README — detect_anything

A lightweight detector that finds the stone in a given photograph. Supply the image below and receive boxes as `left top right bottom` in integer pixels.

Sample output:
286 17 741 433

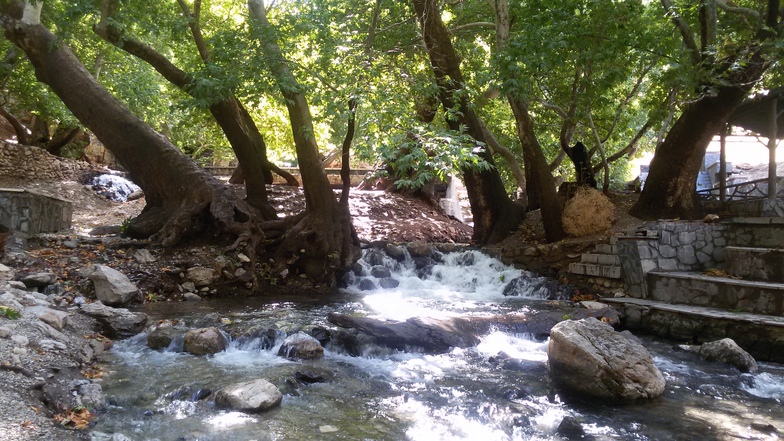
358 279 377 291
25 306 69 330
214 379 282 413
187 267 217 287
183 327 228 355
147 326 188 350
183 292 202 301
384 243 406 261
379 277 399 289
0 326 11 338
277 332 324 360
21 272 56 288
407 241 433 258
80 301 149 338
548 318 665 402
11 334 28 346
181 282 196 292
370 265 391 279
133 249 157 263
86 264 140 306
38 339 67 351
699 338 758 373
0 263 13 281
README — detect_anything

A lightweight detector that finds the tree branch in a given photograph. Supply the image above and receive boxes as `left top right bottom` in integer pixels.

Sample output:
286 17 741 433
176 0 211 62
700 0 717 52
715 0 760 21
661 0 702 66
450 21 495 33
0 106 29 145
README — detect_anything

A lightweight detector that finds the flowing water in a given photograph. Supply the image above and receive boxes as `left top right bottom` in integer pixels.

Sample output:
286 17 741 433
92 249 784 440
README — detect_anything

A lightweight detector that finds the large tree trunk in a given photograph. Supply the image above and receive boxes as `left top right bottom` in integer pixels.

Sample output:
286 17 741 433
94 1 276 218
489 0 566 242
1 7 259 246
248 0 358 285
630 52 769 219
413 0 524 245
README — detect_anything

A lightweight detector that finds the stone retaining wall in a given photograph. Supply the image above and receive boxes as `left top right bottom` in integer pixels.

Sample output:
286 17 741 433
616 221 727 297
0 188 72 235
0 142 103 182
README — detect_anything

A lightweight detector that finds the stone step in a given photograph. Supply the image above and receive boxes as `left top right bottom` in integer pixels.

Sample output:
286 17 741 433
726 217 784 249
568 262 622 279
647 271 784 315
600 297 784 363
593 243 618 254
725 246 784 283
580 253 620 265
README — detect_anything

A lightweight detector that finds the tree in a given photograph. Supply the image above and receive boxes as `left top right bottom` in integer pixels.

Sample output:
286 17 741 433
248 0 358 284
0 0 261 248
93 0 284 217
631 0 783 219
412 0 525 245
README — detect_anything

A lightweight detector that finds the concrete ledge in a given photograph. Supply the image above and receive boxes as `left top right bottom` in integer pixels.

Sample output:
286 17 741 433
568 263 622 279
647 271 784 315
725 246 784 282
602 297 784 362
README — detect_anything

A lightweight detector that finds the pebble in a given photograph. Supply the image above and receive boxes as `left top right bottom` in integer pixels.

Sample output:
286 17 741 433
12 347 27 356
11 334 28 346
0 327 11 338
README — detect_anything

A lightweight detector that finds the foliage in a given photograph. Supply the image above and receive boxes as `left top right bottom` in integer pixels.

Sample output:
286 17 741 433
0 305 20 320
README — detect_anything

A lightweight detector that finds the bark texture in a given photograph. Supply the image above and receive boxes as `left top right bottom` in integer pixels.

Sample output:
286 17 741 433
413 0 524 244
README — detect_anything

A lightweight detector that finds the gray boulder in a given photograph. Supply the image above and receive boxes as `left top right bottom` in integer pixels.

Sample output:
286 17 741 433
24 306 69 331
214 379 282 413
80 301 148 338
384 243 406 261
21 272 56 288
183 327 228 355
407 241 433 258
86 264 139 306
277 332 324 360
548 318 665 402
187 267 217 287
147 326 188 350
699 338 758 373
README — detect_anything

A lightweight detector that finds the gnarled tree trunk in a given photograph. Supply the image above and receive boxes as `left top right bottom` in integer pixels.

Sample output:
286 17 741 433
413 0 525 245
248 0 358 285
1 5 260 246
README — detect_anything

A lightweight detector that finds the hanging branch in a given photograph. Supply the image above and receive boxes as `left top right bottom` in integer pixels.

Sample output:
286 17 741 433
661 0 702 66
587 109 611 193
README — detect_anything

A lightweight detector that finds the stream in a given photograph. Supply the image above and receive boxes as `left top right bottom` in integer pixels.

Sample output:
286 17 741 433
92 249 784 440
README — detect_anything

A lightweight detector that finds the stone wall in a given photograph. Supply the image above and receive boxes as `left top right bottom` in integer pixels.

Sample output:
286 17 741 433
725 217 784 248
0 142 103 182
616 221 727 297
0 188 72 235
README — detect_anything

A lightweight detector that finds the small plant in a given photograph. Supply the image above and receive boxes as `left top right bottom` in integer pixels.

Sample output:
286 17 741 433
0 306 20 319
119 217 134 234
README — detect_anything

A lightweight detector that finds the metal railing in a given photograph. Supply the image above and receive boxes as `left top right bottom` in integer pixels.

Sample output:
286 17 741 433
697 177 784 201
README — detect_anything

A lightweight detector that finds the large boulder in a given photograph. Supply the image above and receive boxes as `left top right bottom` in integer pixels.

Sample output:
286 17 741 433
214 379 282 413
85 265 139 306
277 332 324 360
548 318 665 402
699 338 758 373
80 301 148 338
183 327 228 355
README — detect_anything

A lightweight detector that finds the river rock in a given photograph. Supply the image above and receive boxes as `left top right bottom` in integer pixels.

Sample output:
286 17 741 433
214 379 282 413
0 263 13 281
385 243 406 261
370 266 391 279
548 317 665 402
379 278 399 289
80 301 149 338
133 249 157 263
183 327 228 355
25 306 69 331
183 292 202 301
86 264 139 306
187 267 217 287
699 338 758 373
21 272 57 288
147 326 188 350
277 332 324 360
407 241 433 258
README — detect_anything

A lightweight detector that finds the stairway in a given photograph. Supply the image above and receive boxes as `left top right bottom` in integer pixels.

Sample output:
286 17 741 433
603 217 784 362
567 239 623 289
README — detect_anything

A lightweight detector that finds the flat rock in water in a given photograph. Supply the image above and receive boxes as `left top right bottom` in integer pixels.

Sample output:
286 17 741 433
214 379 282 413
699 338 758 373
80 301 148 338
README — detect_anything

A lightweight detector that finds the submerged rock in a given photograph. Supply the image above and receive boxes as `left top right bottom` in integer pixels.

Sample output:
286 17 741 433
214 379 282 413
147 326 188 350
548 318 665 403
699 338 758 373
